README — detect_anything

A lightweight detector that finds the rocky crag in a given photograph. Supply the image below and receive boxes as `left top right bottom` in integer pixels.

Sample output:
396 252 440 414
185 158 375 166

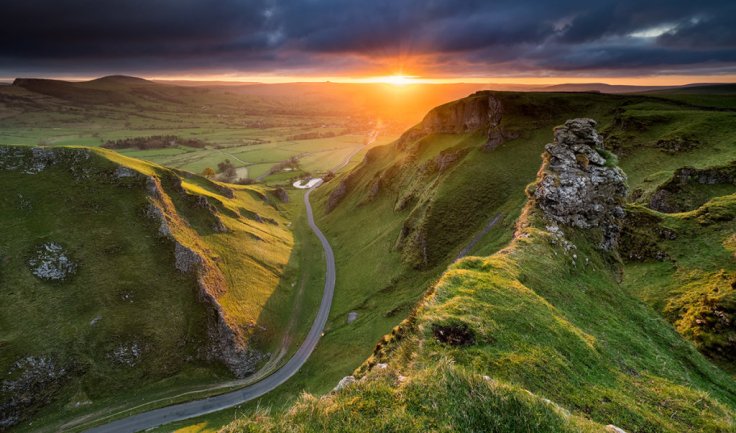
144 175 265 376
533 118 628 250
649 161 736 213
397 91 506 151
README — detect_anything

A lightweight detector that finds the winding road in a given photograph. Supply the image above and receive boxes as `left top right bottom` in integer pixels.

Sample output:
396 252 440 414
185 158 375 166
83 187 335 433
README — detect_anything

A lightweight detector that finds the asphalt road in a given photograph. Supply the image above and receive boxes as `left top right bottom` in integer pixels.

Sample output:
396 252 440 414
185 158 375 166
83 186 335 433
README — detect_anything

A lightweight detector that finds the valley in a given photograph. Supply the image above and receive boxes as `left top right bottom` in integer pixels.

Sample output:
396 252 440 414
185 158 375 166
1 78 736 433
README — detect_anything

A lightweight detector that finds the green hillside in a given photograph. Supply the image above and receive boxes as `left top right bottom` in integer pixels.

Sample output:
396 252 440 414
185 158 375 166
0 145 305 431
288 90 736 402
222 203 736 432
182 90 736 433
216 108 736 433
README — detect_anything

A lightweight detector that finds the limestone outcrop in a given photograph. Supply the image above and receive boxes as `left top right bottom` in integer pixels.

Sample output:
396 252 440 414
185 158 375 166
397 92 505 150
0 356 67 429
144 175 264 377
27 242 77 282
649 162 736 213
534 118 628 250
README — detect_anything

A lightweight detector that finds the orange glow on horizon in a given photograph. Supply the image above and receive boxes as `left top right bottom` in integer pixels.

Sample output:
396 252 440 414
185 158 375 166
4 73 736 87
131 73 736 86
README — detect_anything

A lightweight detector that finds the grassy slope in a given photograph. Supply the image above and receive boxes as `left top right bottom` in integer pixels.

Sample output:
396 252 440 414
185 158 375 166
607 91 736 371
621 196 736 372
220 162 736 433
0 146 307 432
294 92 630 398
5 89 731 431
182 90 736 432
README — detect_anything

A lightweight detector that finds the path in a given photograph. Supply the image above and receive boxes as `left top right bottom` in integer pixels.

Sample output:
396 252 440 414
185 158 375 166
455 213 504 260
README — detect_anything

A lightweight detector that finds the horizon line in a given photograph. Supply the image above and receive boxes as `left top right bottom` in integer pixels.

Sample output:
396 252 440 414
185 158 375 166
3 73 736 87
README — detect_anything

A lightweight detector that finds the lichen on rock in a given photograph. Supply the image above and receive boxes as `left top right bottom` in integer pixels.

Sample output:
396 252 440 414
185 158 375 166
333 375 356 392
108 342 144 367
534 118 628 250
28 242 77 282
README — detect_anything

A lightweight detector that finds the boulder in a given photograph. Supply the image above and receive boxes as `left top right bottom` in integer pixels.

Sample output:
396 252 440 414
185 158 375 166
333 375 356 391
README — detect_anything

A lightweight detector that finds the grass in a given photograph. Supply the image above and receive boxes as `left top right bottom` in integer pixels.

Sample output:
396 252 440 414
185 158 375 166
621 195 736 369
0 77 404 184
5 86 736 431
0 147 216 430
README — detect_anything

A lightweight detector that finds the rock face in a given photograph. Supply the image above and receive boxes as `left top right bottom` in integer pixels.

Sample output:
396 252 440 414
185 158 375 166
1 356 67 429
398 92 505 151
327 180 348 212
534 119 628 250
272 187 289 203
28 242 77 281
144 175 264 377
649 162 736 213
0 146 90 176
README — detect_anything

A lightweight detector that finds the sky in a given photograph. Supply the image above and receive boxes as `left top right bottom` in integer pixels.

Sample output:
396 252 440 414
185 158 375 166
1 0 736 84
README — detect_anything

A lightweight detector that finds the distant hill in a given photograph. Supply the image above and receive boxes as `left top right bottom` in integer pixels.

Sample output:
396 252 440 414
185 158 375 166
11 76 184 105
540 82 675 93
539 82 736 94
644 83 736 94
154 79 261 87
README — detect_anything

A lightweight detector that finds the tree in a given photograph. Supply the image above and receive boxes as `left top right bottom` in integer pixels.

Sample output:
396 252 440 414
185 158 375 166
217 159 234 173
202 167 216 178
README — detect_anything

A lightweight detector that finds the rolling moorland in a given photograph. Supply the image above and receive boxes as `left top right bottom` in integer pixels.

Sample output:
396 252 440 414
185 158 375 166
0 79 735 432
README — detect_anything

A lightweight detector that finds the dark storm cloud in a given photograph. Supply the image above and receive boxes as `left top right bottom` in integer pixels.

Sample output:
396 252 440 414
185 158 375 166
0 0 735 76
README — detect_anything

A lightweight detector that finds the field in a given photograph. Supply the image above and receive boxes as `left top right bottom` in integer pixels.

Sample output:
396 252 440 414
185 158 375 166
0 77 507 185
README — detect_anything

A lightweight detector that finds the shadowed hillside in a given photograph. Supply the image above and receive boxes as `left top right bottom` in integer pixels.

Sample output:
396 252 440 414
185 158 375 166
0 146 298 430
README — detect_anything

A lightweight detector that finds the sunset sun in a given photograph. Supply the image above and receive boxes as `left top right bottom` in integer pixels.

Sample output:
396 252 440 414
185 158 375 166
383 74 416 86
